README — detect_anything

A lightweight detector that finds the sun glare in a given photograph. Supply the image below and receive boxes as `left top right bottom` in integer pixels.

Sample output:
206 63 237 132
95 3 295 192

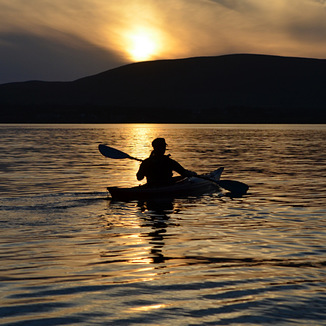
126 29 161 61
130 34 156 61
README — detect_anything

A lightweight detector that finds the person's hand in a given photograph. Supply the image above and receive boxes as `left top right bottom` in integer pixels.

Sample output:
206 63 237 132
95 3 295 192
186 170 197 177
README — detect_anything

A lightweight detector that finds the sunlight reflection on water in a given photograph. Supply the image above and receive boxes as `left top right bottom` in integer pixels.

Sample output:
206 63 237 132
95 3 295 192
0 124 326 325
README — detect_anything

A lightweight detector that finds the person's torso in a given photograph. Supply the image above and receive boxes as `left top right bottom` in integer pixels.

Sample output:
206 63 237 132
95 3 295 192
143 155 175 186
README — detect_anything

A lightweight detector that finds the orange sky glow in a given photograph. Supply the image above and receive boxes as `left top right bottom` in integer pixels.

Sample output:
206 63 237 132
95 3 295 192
1 0 326 83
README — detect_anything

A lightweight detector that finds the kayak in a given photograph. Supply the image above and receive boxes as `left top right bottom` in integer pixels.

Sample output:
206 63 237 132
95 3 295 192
108 167 224 200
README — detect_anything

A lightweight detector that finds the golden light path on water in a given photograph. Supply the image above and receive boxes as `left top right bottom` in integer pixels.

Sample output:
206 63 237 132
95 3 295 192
1 124 325 325
127 124 166 161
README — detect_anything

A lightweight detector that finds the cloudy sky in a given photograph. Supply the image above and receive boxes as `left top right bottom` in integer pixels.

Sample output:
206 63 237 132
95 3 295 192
1 0 326 83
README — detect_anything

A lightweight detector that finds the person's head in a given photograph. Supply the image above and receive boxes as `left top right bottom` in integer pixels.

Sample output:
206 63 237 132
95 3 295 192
151 138 167 156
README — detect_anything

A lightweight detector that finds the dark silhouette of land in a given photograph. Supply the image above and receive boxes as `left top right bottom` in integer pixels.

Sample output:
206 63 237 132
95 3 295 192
0 54 325 123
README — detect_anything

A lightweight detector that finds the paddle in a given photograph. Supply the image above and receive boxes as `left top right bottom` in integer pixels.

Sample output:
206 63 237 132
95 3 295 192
98 144 249 195
197 175 249 196
99 144 142 162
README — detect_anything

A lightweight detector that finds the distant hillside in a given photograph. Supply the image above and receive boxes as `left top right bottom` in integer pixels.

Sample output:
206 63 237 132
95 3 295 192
0 54 325 123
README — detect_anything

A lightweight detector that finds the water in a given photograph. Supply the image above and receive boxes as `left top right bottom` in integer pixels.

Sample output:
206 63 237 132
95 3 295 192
0 124 325 325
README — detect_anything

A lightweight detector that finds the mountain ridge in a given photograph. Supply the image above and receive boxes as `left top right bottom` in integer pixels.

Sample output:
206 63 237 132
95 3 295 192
1 53 325 123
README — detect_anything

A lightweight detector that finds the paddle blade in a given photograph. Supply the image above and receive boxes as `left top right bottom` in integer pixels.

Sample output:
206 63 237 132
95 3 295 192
218 180 249 196
98 144 142 161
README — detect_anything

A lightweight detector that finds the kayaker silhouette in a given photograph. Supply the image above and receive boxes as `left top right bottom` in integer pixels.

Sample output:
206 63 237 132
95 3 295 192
136 138 197 187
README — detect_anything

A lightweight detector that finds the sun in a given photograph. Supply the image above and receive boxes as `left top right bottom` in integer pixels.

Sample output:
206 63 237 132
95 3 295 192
126 29 160 61
130 34 156 61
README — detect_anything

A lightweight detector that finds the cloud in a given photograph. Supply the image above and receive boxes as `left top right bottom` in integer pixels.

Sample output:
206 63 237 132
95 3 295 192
0 31 124 83
1 0 326 83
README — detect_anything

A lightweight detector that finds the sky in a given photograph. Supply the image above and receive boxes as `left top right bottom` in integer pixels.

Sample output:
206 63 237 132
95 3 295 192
1 0 326 84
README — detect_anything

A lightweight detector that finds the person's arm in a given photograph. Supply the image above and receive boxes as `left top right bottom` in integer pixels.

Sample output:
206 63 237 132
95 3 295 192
136 161 147 181
170 158 197 177
183 169 198 177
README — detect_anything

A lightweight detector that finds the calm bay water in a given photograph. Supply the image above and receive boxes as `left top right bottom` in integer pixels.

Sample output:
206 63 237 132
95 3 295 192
0 124 325 325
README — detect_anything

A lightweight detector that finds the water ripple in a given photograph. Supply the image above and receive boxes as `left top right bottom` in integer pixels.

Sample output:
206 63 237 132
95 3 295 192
1 124 326 325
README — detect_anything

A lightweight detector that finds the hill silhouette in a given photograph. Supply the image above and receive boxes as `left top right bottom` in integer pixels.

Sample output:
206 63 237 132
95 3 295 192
0 54 325 123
